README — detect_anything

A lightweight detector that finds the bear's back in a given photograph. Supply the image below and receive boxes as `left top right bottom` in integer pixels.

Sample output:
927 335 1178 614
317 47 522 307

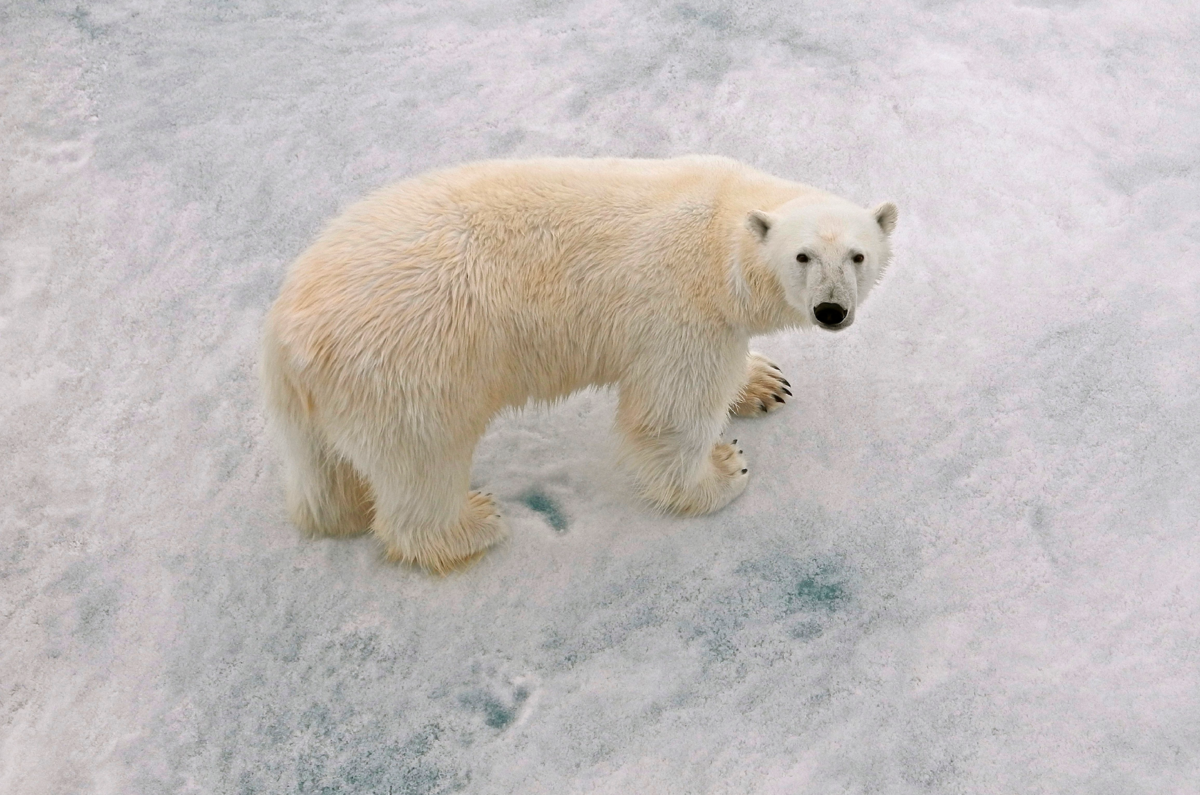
269 157 814 398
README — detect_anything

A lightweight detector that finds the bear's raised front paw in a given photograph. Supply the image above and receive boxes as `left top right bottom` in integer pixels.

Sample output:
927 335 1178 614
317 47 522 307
730 352 791 417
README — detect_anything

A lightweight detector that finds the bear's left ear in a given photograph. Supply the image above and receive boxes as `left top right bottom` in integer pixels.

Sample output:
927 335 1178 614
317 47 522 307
872 202 898 236
746 210 775 242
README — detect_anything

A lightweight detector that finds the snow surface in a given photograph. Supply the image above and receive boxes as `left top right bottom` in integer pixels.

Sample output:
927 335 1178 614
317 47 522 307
3 1 1200 792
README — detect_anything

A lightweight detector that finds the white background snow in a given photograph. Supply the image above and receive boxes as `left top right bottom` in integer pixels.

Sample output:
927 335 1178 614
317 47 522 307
3 0 1199 792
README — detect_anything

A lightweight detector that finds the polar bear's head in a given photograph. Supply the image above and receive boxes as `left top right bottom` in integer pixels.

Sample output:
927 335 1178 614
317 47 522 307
747 199 897 331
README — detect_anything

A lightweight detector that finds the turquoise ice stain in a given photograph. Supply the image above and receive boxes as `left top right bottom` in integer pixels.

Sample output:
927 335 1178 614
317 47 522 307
788 561 848 613
521 489 567 533
460 687 529 730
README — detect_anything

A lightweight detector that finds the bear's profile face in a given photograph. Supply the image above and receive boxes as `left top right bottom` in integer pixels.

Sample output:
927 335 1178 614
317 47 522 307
748 200 897 330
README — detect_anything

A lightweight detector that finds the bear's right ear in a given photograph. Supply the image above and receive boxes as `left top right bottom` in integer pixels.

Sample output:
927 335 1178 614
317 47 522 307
872 202 898 236
746 210 775 242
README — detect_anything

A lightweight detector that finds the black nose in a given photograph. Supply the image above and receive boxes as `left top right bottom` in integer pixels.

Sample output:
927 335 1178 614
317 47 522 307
814 303 848 326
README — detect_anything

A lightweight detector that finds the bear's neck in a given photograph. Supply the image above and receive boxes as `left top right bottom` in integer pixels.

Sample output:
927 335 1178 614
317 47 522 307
724 226 807 336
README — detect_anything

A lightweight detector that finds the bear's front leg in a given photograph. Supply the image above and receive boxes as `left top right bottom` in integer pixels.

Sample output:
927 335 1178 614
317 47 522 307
616 353 750 516
730 352 791 417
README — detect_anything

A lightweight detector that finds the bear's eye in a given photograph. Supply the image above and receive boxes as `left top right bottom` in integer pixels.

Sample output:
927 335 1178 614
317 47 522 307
852 253 864 264
796 253 810 263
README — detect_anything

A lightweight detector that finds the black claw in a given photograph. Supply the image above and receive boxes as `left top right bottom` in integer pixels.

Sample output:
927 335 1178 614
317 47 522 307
732 439 738 444
781 379 791 387
740 468 748 474
782 386 792 396
774 394 785 403
760 402 767 413
738 449 743 454
770 365 781 372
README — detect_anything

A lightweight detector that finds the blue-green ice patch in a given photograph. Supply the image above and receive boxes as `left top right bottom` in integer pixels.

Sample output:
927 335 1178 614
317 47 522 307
520 489 568 533
788 560 849 613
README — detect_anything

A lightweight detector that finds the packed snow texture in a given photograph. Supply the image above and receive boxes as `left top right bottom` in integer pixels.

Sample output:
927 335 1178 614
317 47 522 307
3 1 1200 792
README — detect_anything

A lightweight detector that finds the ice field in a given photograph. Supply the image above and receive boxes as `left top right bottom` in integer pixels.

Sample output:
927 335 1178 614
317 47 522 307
3 1 1199 792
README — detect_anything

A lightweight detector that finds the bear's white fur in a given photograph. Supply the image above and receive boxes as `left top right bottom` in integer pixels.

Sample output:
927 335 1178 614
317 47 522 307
261 156 897 573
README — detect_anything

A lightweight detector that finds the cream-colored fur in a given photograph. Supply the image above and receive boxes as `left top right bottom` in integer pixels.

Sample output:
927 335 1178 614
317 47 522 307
260 156 897 573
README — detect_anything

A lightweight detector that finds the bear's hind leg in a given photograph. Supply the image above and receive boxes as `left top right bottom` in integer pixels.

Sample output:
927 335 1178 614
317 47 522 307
262 324 373 537
359 438 506 574
278 420 374 537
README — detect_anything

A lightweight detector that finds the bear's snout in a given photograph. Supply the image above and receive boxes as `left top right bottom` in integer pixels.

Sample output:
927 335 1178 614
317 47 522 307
814 302 849 328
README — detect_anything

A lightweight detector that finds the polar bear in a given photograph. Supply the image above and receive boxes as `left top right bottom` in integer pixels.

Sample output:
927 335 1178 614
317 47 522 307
261 156 897 573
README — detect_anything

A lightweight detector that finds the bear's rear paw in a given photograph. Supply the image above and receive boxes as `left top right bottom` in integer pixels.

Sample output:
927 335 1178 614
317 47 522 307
730 352 791 417
383 491 506 575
